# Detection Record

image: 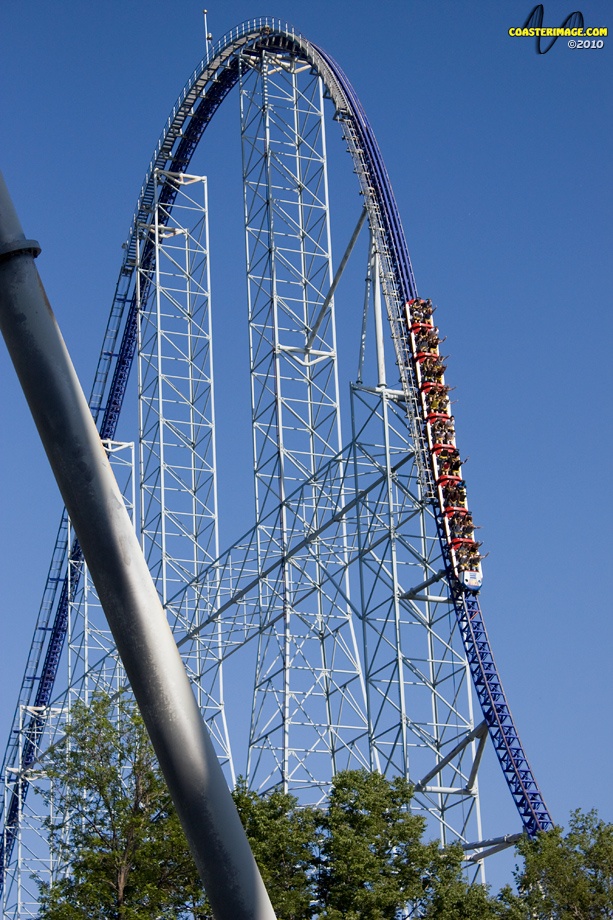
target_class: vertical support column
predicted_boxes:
[350,378,484,846]
[371,248,387,390]
[350,231,484,849]
[1,706,57,919]
[240,49,367,796]
[66,441,134,706]
[136,170,232,772]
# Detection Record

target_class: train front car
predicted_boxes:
[405,298,483,592]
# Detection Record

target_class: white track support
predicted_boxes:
[240,48,368,796]
[1,707,62,919]
[66,442,134,706]
[236,48,485,852]
[2,445,137,915]
[136,170,232,772]
[349,379,483,850]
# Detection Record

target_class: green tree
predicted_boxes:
[37,693,204,920]
[499,809,613,919]
[233,779,317,919]
[315,769,434,919]
[44,696,613,920]
[420,844,502,920]
[315,769,505,919]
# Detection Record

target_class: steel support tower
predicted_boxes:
[1,444,134,917]
[240,48,368,794]
[136,170,233,773]
[1,18,552,916]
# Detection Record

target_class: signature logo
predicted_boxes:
[523,4,584,53]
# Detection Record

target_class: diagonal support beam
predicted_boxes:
[305,207,367,350]
[463,832,522,862]
[400,569,447,600]
[0,171,277,920]
[414,720,488,792]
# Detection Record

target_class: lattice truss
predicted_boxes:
[2,707,60,919]
[1,446,133,919]
[136,171,232,769]
[230,46,485,845]
[2,44,496,917]
[238,47,367,794]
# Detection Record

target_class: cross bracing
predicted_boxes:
[1,17,553,913]
[136,171,232,770]
[1,446,134,917]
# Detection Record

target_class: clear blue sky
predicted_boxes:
[1,0,611,891]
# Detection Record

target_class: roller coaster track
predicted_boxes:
[0,18,552,889]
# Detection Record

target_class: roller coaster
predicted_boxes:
[1,18,552,916]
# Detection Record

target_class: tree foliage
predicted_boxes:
[499,809,613,919]
[419,844,503,920]
[36,694,613,920]
[232,778,316,919]
[37,694,202,919]
[315,769,433,918]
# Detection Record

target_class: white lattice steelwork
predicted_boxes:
[349,380,485,847]
[1,444,134,918]
[136,170,233,772]
[1,707,57,920]
[1,24,514,907]
[239,48,370,795]
[234,44,485,851]
[65,442,134,706]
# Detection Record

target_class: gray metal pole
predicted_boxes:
[0,171,277,920]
